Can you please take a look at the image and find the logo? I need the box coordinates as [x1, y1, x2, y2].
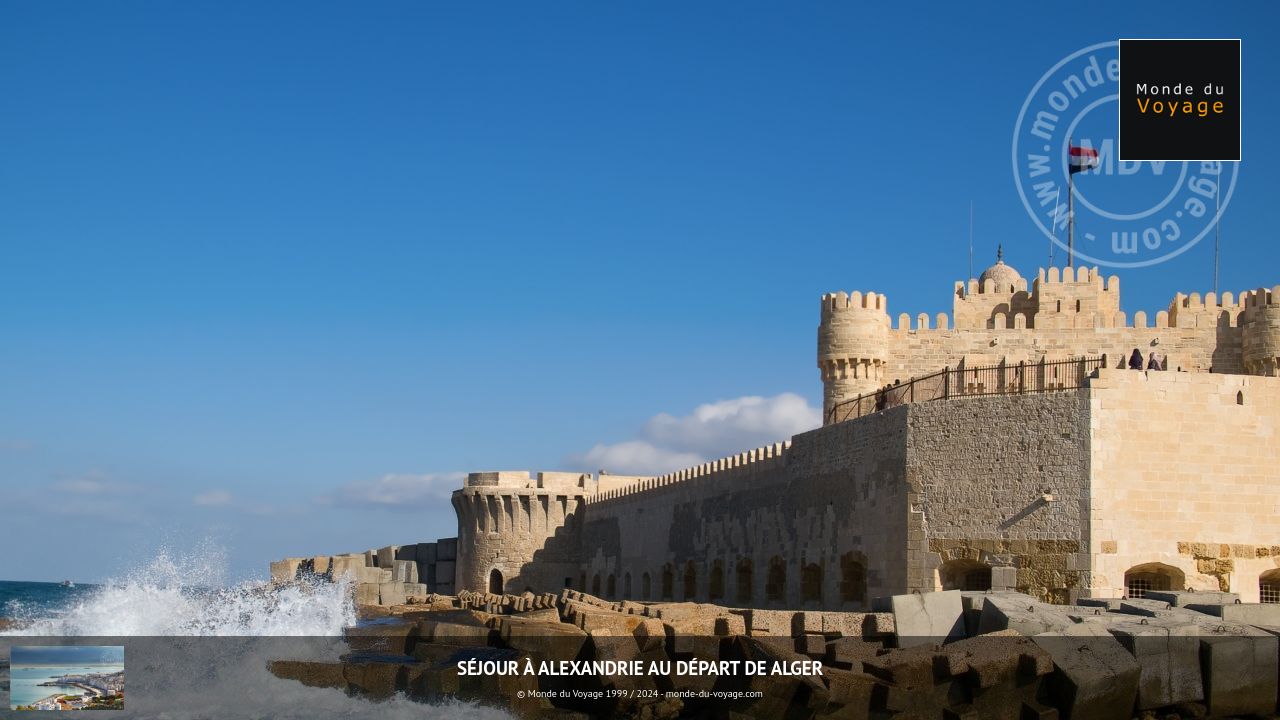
[1012, 41, 1238, 268]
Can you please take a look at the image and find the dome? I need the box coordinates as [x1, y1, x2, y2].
[978, 246, 1022, 289]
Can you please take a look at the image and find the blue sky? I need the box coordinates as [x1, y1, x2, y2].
[1, 2, 1276, 583]
[11, 645, 124, 667]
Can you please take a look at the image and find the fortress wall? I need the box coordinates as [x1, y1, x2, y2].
[903, 392, 1093, 602]
[1086, 369, 1280, 601]
[578, 409, 911, 609]
[884, 323, 1243, 386]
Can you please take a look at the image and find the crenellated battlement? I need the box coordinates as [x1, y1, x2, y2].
[819, 255, 1280, 424]
[581, 440, 792, 506]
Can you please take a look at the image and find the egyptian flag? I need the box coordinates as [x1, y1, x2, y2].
[1069, 145, 1099, 174]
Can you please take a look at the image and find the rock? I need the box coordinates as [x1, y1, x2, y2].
[718, 636, 829, 717]
[820, 666, 880, 715]
[500, 617, 589, 661]
[341, 654, 415, 699]
[634, 618, 666, 652]
[344, 620, 421, 656]
[741, 609, 796, 637]
[887, 590, 965, 648]
[1031, 631, 1141, 720]
[824, 636, 883, 670]
[267, 659, 346, 689]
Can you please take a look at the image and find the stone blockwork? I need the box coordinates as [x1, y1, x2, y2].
[818, 261, 1280, 420]
[437, 269, 1280, 611]
[1087, 370, 1280, 601]
[450, 370, 1280, 609]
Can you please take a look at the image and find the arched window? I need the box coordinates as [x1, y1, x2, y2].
[801, 562, 823, 603]
[1237, 390, 1245, 405]
[1261, 569, 1280, 604]
[624, 572, 632, 598]
[709, 560, 724, 601]
[683, 561, 697, 600]
[606, 574, 616, 598]
[939, 559, 992, 591]
[840, 552, 867, 605]
[1124, 562, 1185, 599]
[735, 558, 754, 604]
[488, 568, 504, 595]
[591, 573, 601, 597]
[641, 572, 651, 600]
[766, 556, 786, 603]
[661, 564, 673, 600]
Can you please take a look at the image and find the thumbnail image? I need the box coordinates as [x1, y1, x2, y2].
[9, 646, 124, 711]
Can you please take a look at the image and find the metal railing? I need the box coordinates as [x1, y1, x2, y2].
[826, 355, 1107, 425]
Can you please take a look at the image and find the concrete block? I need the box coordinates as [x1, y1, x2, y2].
[310, 556, 331, 575]
[330, 555, 364, 582]
[394, 545, 418, 562]
[977, 594, 1074, 636]
[392, 559, 418, 584]
[354, 582, 379, 606]
[417, 543, 437, 564]
[500, 617, 588, 660]
[1143, 590, 1238, 609]
[270, 559, 300, 583]
[435, 560, 456, 584]
[436, 537, 458, 561]
[1107, 621, 1203, 709]
[376, 546, 399, 569]
[1199, 629, 1278, 717]
[888, 590, 964, 648]
[1031, 632, 1141, 720]
[1211, 603, 1280, 626]
[378, 581, 407, 607]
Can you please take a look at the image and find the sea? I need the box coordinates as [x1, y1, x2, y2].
[0, 551, 511, 719]
[9, 662, 124, 708]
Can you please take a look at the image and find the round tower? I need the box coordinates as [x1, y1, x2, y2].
[817, 290, 891, 424]
[1242, 286, 1280, 376]
[451, 471, 589, 594]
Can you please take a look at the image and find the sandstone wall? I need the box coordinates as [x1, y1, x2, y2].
[904, 392, 1092, 602]
[1086, 369, 1280, 601]
[578, 411, 910, 610]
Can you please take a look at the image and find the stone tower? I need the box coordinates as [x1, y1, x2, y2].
[816, 290, 891, 420]
[451, 471, 593, 595]
[1242, 286, 1280, 376]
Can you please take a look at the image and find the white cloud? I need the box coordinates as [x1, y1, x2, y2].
[194, 490, 233, 507]
[566, 393, 821, 476]
[54, 471, 137, 497]
[326, 472, 465, 511]
[569, 441, 705, 477]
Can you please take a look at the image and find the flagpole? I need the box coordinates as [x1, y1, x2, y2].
[1067, 137, 1074, 269]
[1214, 177, 1221, 297]
[1050, 187, 1060, 267]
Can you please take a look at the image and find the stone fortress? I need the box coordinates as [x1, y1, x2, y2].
[445, 255, 1280, 610]
[278, 257, 1280, 613]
